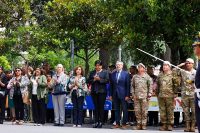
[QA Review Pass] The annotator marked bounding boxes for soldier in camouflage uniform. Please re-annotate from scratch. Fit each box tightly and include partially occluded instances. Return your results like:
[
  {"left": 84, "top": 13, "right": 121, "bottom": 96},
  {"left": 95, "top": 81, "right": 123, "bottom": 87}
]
[
  {"left": 175, "top": 58, "right": 196, "bottom": 132},
  {"left": 157, "top": 61, "right": 180, "bottom": 131},
  {"left": 131, "top": 63, "right": 153, "bottom": 130}
]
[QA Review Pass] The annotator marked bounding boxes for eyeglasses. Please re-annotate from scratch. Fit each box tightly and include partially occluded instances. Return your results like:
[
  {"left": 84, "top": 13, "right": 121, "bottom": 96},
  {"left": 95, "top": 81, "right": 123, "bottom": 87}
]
[{"left": 15, "top": 70, "right": 21, "bottom": 72}]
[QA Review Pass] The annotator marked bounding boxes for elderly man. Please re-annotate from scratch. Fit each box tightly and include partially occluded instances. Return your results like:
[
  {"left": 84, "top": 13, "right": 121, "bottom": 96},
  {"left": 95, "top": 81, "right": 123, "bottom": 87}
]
[{"left": 110, "top": 61, "right": 130, "bottom": 129}]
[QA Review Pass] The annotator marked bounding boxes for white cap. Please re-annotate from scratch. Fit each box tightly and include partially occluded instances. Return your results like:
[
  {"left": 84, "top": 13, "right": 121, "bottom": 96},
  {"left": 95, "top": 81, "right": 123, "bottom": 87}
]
[
  {"left": 186, "top": 58, "right": 194, "bottom": 64},
  {"left": 163, "top": 61, "right": 171, "bottom": 67},
  {"left": 137, "top": 63, "right": 146, "bottom": 69}
]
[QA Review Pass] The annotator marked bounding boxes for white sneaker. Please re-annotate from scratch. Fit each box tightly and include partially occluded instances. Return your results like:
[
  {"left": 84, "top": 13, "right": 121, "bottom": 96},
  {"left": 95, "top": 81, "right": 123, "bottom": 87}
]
[
  {"left": 19, "top": 120, "right": 24, "bottom": 125},
  {"left": 37, "top": 124, "right": 41, "bottom": 126},
  {"left": 73, "top": 125, "right": 76, "bottom": 127},
  {"left": 34, "top": 124, "right": 37, "bottom": 126},
  {"left": 77, "top": 125, "right": 82, "bottom": 128},
  {"left": 14, "top": 120, "right": 19, "bottom": 125}
]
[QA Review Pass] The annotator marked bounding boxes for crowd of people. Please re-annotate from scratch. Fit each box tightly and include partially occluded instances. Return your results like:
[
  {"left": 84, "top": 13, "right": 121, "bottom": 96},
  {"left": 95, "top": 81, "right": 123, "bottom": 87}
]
[{"left": 0, "top": 57, "right": 198, "bottom": 132}]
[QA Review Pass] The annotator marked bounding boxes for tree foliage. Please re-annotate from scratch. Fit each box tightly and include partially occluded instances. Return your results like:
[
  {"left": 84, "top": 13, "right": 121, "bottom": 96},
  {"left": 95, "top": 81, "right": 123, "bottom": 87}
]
[{"left": 0, "top": 0, "right": 200, "bottom": 71}]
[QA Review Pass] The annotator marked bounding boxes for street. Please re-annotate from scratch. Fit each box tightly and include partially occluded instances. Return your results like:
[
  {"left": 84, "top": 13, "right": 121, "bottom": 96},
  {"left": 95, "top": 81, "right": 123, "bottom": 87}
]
[{"left": 0, "top": 122, "right": 195, "bottom": 133}]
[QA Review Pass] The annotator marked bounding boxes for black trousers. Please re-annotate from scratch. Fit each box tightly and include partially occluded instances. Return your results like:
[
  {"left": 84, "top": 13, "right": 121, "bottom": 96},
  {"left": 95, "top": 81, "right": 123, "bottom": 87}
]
[
  {"left": 174, "top": 112, "right": 180, "bottom": 126},
  {"left": 0, "top": 94, "right": 5, "bottom": 121},
  {"left": 91, "top": 93, "right": 106, "bottom": 124},
  {"left": 127, "top": 101, "right": 135, "bottom": 123},
  {"left": 110, "top": 104, "right": 115, "bottom": 123},
  {"left": 13, "top": 95, "right": 24, "bottom": 121},
  {"left": 195, "top": 94, "right": 200, "bottom": 133},
  {"left": 148, "top": 111, "right": 158, "bottom": 125},
  {"left": 32, "top": 95, "right": 46, "bottom": 124},
  {"left": 46, "top": 109, "right": 54, "bottom": 123},
  {"left": 71, "top": 91, "right": 84, "bottom": 125}
]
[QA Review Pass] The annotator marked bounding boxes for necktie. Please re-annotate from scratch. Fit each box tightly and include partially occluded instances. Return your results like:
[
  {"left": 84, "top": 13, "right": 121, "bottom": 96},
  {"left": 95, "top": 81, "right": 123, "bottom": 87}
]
[{"left": 116, "top": 71, "right": 120, "bottom": 83}]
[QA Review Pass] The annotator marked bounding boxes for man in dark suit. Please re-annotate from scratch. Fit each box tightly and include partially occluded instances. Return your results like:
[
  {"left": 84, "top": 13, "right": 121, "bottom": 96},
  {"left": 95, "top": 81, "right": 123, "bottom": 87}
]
[
  {"left": 88, "top": 60, "right": 109, "bottom": 128},
  {"left": 193, "top": 34, "right": 200, "bottom": 133},
  {"left": 110, "top": 61, "right": 130, "bottom": 129}
]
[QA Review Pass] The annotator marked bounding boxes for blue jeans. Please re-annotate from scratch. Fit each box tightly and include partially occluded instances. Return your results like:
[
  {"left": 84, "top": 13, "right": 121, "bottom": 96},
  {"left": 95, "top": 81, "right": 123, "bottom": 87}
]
[{"left": 71, "top": 90, "right": 84, "bottom": 125}]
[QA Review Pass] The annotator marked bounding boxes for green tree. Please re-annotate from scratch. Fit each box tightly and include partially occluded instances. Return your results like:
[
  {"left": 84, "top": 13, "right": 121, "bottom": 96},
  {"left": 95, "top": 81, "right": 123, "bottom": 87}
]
[{"left": 0, "top": 56, "right": 11, "bottom": 70}]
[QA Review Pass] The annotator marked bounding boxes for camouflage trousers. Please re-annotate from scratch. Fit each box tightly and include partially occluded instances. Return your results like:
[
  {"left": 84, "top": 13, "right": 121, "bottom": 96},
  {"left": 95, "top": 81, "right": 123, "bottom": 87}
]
[
  {"left": 134, "top": 98, "right": 149, "bottom": 125},
  {"left": 158, "top": 97, "right": 174, "bottom": 125},
  {"left": 182, "top": 96, "right": 195, "bottom": 122}
]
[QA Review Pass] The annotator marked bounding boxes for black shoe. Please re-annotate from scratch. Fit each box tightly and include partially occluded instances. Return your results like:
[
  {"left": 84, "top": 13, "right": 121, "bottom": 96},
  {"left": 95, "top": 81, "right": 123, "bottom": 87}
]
[
  {"left": 54, "top": 123, "right": 60, "bottom": 126},
  {"left": 59, "top": 124, "right": 64, "bottom": 127},
  {"left": 97, "top": 123, "right": 102, "bottom": 128},
  {"left": 153, "top": 123, "right": 158, "bottom": 127},
  {"left": 0, "top": 120, "right": 3, "bottom": 124},
  {"left": 93, "top": 123, "right": 99, "bottom": 128}
]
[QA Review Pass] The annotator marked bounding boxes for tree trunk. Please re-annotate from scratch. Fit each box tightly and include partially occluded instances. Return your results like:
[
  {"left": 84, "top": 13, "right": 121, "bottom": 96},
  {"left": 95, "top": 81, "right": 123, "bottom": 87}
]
[
  {"left": 110, "top": 47, "right": 118, "bottom": 65},
  {"left": 99, "top": 47, "right": 110, "bottom": 69},
  {"left": 163, "top": 44, "right": 171, "bottom": 62},
  {"left": 170, "top": 44, "right": 180, "bottom": 65}
]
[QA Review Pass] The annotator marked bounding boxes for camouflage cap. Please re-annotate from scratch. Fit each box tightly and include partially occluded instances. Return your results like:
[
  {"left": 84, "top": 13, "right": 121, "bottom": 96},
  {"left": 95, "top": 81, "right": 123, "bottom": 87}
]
[
  {"left": 137, "top": 63, "right": 146, "bottom": 69},
  {"left": 186, "top": 58, "right": 194, "bottom": 64},
  {"left": 163, "top": 61, "right": 171, "bottom": 67}
]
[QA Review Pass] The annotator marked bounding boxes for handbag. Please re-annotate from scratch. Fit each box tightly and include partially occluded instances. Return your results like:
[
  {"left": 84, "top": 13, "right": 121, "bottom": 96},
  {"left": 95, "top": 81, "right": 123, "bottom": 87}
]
[
  {"left": 54, "top": 83, "right": 65, "bottom": 94},
  {"left": 22, "top": 91, "right": 30, "bottom": 104}
]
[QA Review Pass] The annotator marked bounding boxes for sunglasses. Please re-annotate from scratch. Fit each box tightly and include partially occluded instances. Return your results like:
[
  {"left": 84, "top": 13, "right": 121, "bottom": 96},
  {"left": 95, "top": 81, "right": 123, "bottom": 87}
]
[
  {"left": 192, "top": 43, "right": 200, "bottom": 48},
  {"left": 15, "top": 69, "right": 21, "bottom": 72}
]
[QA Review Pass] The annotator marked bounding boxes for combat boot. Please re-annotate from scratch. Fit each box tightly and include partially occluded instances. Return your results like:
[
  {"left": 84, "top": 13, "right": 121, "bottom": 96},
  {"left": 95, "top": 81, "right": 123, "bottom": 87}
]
[
  {"left": 184, "top": 122, "right": 190, "bottom": 132},
  {"left": 141, "top": 124, "right": 147, "bottom": 130},
  {"left": 159, "top": 124, "right": 167, "bottom": 131},
  {"left": 133, "top": 124, "right": 142, "bottom": 130},
  {"left": 167, "top": 124, "right": 173, "bottom": 131},
  {"left": 190, "top": 121, "right": 196, "bottom": 132}
]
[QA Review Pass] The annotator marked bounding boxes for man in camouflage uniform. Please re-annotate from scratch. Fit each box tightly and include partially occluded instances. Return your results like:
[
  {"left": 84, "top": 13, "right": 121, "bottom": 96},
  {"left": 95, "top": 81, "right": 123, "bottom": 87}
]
[
  {"left": 131, "top": 63, "right": 153, "bottom": 130},
  {"left": 157, "top": 61, "right": 180, "bottom": 131},
  {"left": 176, "top": 58, "right": 196, "bottom": 132}
]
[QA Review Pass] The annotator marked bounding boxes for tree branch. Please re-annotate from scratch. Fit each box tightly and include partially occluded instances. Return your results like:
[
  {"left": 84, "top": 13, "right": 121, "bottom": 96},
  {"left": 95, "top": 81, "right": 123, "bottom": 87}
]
[
  {"left": 74, "top": 53, "right": 86, "bottom": 61},
  {"left": 89, "top": 49, "right": 99, "bottom": 59}
]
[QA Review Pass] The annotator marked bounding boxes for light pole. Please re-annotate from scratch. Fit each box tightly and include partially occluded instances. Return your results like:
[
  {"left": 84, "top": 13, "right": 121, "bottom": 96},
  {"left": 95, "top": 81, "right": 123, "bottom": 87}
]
[
  {"left": 70, "top": 39, "right": 75, "bottom": 71},
  {"left": 118, "top": 45, "right": 122, "bottom": 61}
]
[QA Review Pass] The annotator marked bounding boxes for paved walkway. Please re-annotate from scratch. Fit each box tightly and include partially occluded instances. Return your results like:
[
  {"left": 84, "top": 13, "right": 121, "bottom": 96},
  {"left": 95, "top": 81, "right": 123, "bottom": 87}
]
[{"left": 0, "top": 122, "right": 196, "bottom": 133}]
